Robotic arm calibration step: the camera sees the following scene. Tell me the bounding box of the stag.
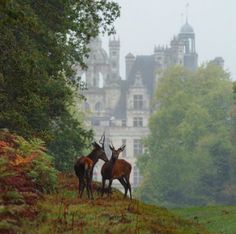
[101,143,132,199]
[74,134,108,199]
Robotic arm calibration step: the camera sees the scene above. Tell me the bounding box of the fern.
[0,130,58,232]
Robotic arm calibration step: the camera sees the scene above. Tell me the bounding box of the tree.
[137,64,234,207]
[0,0,120,170]
[227,81,236,202]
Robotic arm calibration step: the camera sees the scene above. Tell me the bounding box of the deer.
[74,134,108,199]
[101,143,132,199]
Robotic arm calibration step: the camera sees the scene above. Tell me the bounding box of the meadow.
[172,205,236,234]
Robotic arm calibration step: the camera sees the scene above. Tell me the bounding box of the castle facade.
[75,21,198,188]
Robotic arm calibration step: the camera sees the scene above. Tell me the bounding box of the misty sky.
[103,0,236,80]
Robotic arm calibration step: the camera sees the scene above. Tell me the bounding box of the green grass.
[21,189,210,234]
[18,173,211,233]
[171,206,236,234]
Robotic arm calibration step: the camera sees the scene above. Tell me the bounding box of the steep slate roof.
[125,52,135,59]
[126,55,157,96]
[113,80,128,119]
[113,55,158,119]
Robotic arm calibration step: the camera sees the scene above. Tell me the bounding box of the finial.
[185,3,189,23]
[181,12,184,25]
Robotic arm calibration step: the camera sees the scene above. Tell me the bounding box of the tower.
[82,37,109,88]
[170,36,185,66]
[125,52,135,79]
[154,45,165,69]
[109,37,120,81]
[178,20,198,70]
[178,21,198,70]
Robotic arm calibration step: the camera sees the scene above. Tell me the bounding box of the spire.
[180,3,194,34]
[181,12,184,25]
[185,3,189,23]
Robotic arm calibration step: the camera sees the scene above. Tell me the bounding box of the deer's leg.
[90,170,94,199]
[89,182,94,200]
[77,180,80,196]
[85,170,91,199]
[108,179,113,197]
[124,176,132,199]
[79,180,85,198]
[119,178,128,198]
[88,175,94,200]
[101,177,105,197]
[85,179,90,199]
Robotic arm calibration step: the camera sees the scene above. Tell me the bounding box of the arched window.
[99,72,104,88]
[95,102,102,112]
[188,38,192,53]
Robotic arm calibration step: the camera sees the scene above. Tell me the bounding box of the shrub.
[0,130,58,233]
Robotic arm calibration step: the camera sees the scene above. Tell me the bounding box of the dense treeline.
[230,81,236,195]
[137,64,236,207]
[0,0,120,170]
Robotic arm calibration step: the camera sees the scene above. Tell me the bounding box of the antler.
[109,141,115,150]
[119,144,126,151]
[99,131,105,150]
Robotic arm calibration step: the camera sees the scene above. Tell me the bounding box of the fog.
[103,0,236,80]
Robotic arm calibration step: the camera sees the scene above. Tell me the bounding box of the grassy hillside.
[0,131,209,234]
[20,173,210,234]
[172,206,236,234]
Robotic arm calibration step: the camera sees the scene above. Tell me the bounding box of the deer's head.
[92,141,108,162]
[109,143,126,161]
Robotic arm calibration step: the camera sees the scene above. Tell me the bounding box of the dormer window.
[133,95,143,110]
[133,117,143,127]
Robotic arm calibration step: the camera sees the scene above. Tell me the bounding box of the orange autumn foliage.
[11,153,37,166]
[0,130,57,234]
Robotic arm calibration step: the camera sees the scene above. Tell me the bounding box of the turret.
[154,45,165,68]
[178,20,198,70]
[125,53,135,79]
[109,37,120,79]
[170,36,184,66]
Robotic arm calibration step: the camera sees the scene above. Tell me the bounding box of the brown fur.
[111,159,132,179]
[101,159,132,180]
[74,142,108,199]
[76,157,93,171]
[101,145,132,199]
